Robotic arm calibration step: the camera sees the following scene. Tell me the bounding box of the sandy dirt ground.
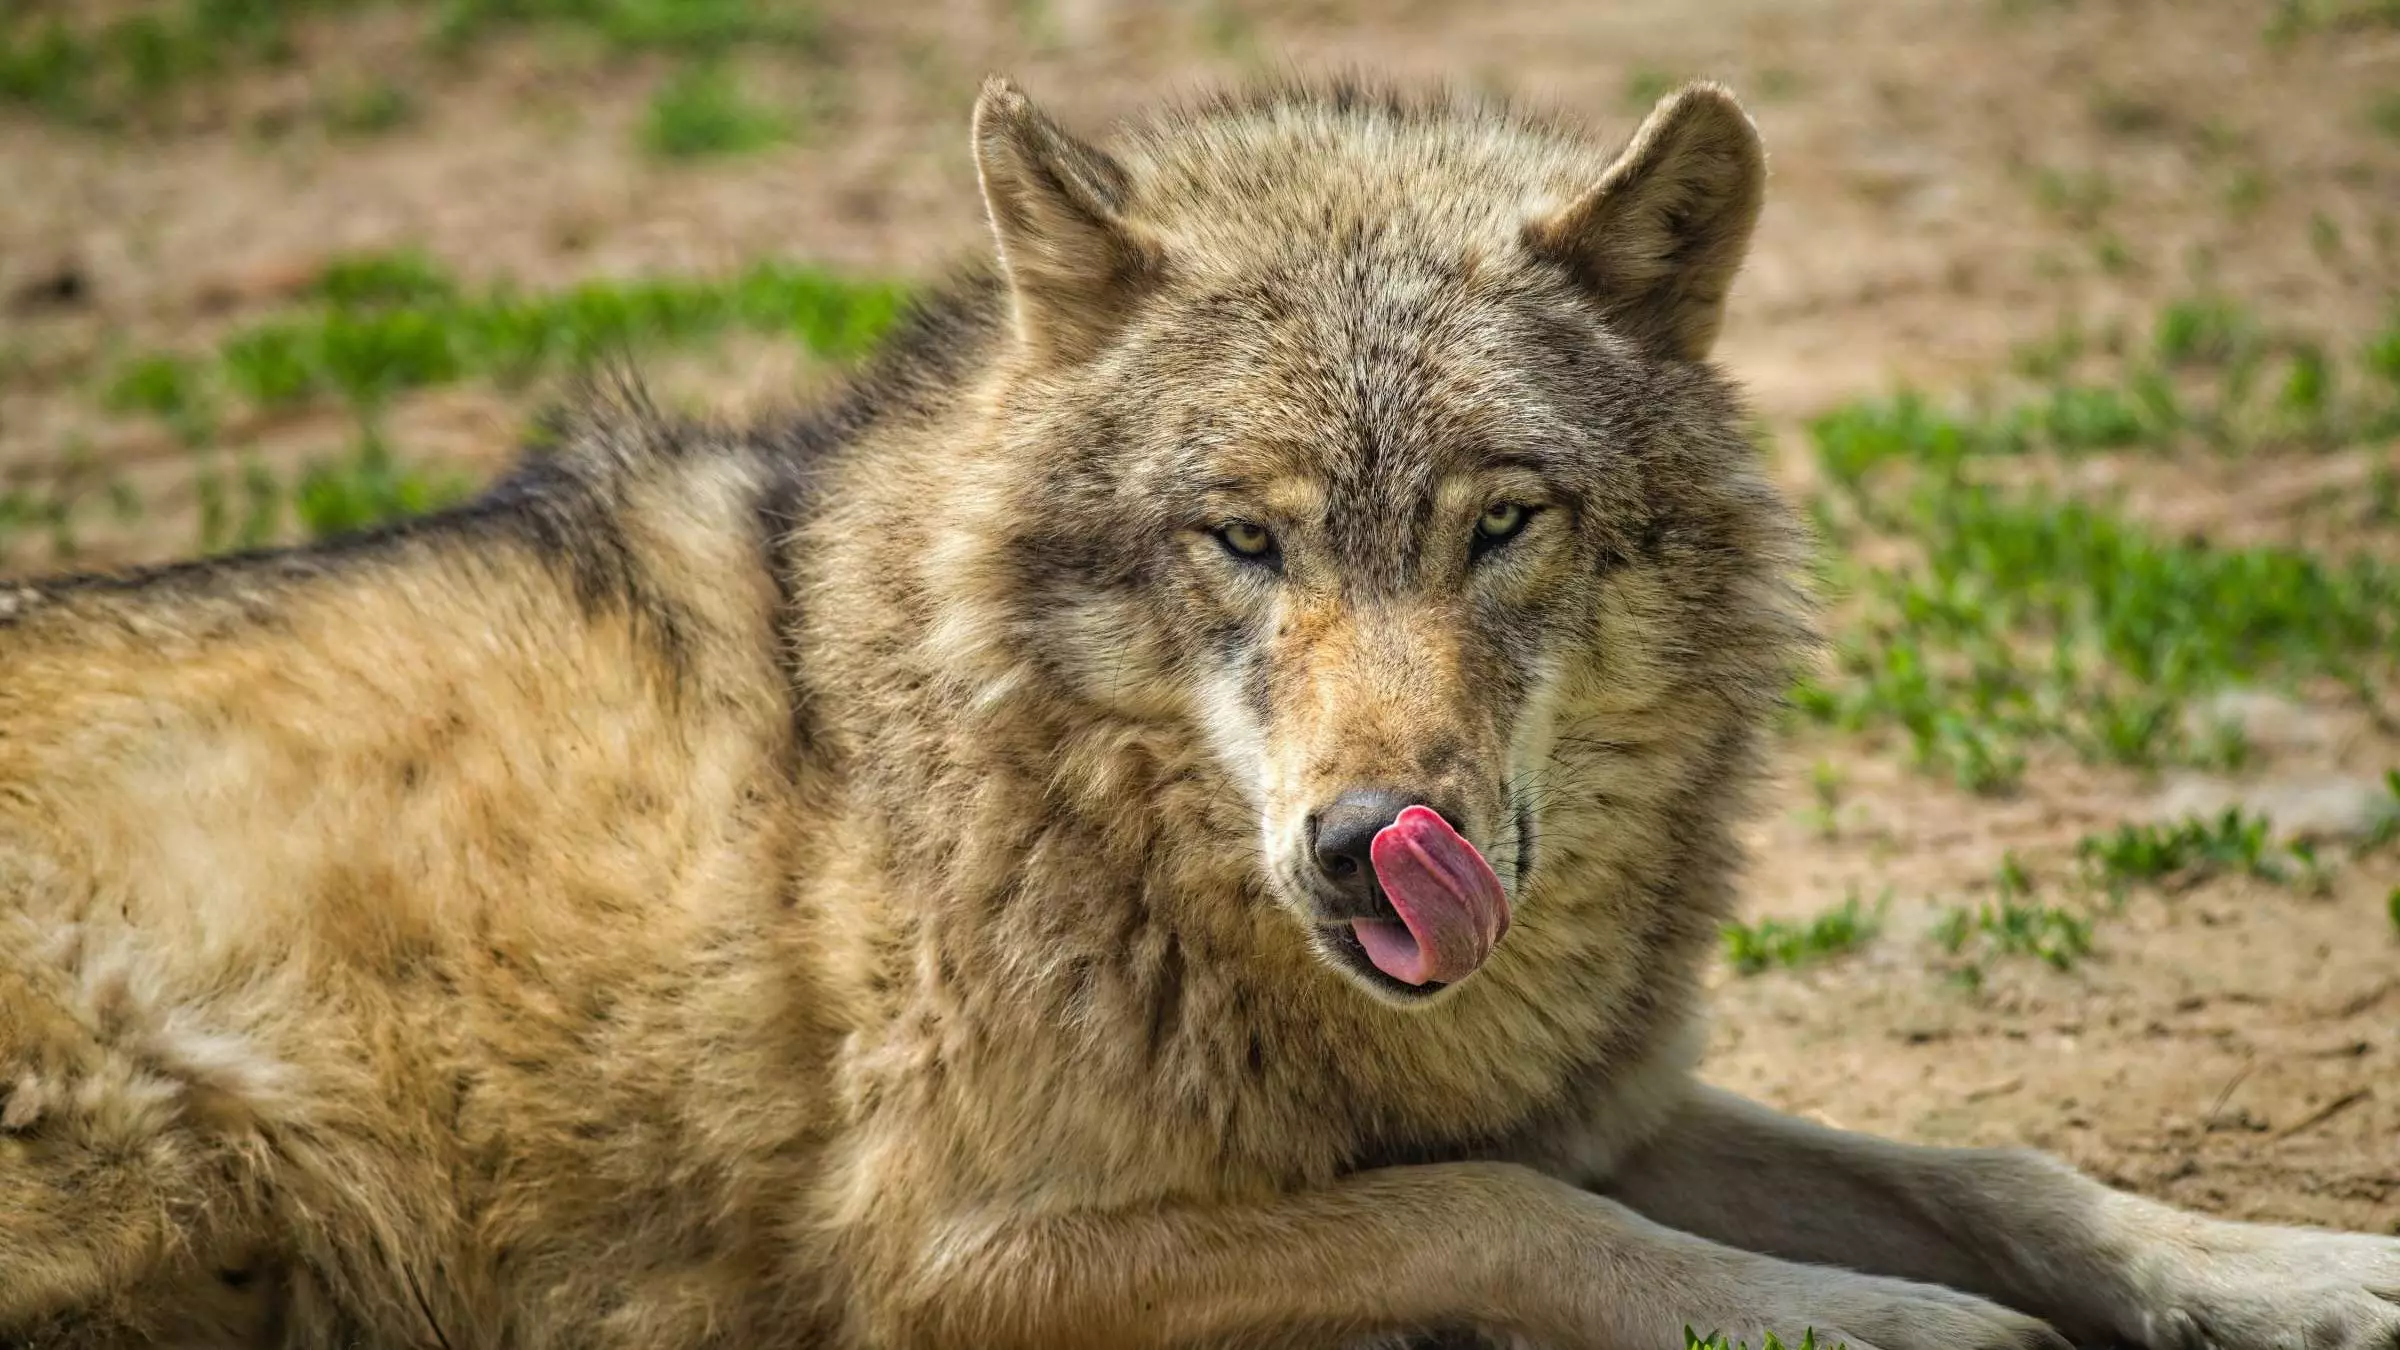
[2,0,2395,1241]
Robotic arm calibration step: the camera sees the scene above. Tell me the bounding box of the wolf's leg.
[1599,1084,2400,1350]
[0,950,265,1328]
[877,1160,2065,1350]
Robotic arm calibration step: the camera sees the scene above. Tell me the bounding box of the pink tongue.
[1354,805,1511,987]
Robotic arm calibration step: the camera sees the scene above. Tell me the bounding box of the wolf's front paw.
[2123,1225,2400,1350]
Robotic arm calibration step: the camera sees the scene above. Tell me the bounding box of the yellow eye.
[1216,520,1277,560]
[1475,502,1527,541]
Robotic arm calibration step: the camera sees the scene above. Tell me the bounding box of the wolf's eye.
[1215,520,1280,565]
[1471,502,1531,559]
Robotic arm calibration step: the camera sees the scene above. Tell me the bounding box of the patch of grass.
[0,0,311,124]
[293,428,475,541]
[2155,296,2260,367]
[2387,885,2399,935]
[2265,0,2400,44]
[0,20,92,119]
[104,353,216,443]
[104,353,207,421]
[2077,808,2295,892]
[313,250,459,309]
[432,0,823,56]
[1796,306,2400,785]
[1722,891,1883,975]
[2,0,824,126]
[640,62,790,160]
[2372,92,2400,141]
[1936,854,2096,972]
[112,251,907,438]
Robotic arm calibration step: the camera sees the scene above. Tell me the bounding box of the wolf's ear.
[1523,83,1765,362]
[973,77,1157,365]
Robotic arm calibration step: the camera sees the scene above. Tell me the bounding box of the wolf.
[1,75,2394,1350]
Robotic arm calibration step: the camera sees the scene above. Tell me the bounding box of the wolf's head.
[946,79,1801,1006]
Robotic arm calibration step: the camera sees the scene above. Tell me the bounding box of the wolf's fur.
[2,78,2395,1350]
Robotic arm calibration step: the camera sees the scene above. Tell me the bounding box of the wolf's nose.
[1309,788,1419,894]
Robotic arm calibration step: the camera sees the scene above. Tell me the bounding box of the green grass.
[79,249,905,562]
[2373,92,2400,141]
[1722,892,1882,975]
[104,353,211,422]
[2265,0,2400,44]
[293,429,475,540]
[1798,486,2399,788]
[111,251,906,435]
[640,62,790,160]
[0,0,822,125]
[2077,809,2299,892]
[0,0,320,123]
[431,0,823,56]
[1935,854,2096,973]
[1795,302,2400,791]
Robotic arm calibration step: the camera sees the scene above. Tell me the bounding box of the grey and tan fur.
[1,76,2394,1350]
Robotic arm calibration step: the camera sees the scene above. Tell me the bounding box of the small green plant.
[2154,296,2257,367]
[2372,92,2400,141]
[104,352,215,443]
[314,250,457,308]
[641,63,789,160]
[105,353,205,419]
[222,323,320,407]
[2386,885,2399,935]
[433,0,825,56]
[1798,347,2400,785]
[1802,760,1843,839]
[294,429,475,540]
[1936,854,2095,972]
[1723,892,1882,975]
[2077,808,2292,892]
[107,253,907,447]
[2266,0,2400,43]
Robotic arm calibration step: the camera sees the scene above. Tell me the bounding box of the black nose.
[1309,788,1418,896]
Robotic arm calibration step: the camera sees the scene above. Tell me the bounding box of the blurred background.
[2,0,2395,1232]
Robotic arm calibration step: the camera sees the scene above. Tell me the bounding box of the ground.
[2,0,2395,1239]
